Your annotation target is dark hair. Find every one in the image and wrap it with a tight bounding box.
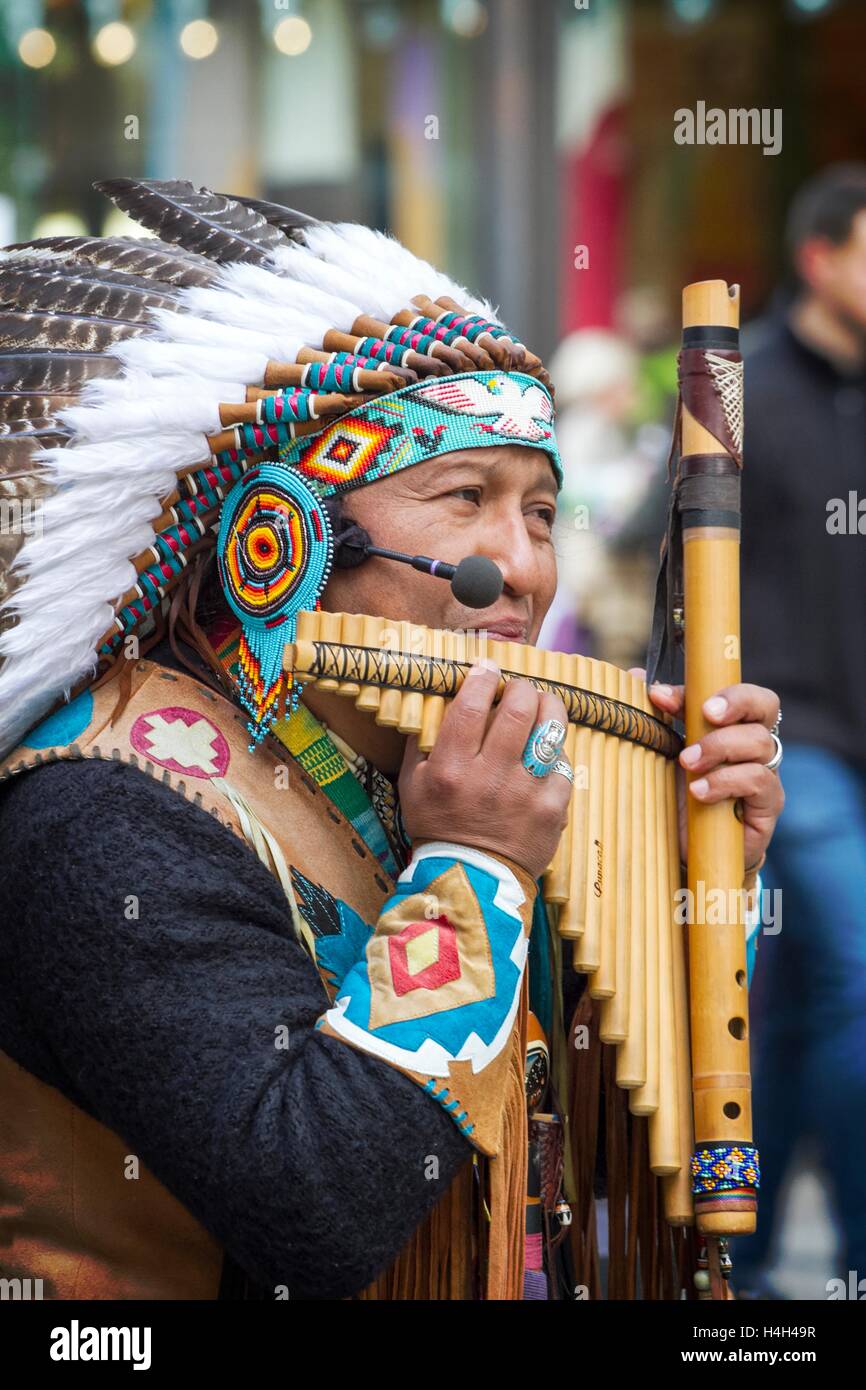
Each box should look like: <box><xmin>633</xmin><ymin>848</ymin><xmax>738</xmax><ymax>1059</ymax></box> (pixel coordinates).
<box><xmin>786</xmin><ymin>163</ymin><xmax>866</xmax><ymax>269</ymax></box>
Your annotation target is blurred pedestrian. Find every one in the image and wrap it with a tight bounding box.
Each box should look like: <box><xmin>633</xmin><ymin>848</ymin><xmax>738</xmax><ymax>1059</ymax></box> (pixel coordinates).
<box><xmin>736</xmin><ymin>163</ymin><xmax>866</xmax><ymax>1297</ymax></box>
<box><xmin>541</xmin><ymin>329</ymin><xmax>660</xmax><ymax>666</ymax></box>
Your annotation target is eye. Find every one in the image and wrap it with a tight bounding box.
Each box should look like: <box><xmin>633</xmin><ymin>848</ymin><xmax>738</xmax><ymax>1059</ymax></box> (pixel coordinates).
<box><xmin>450</xmin><ymin>486</ymin><xmax>482</xmax><ymax>505</ymax></box>
<box><xmin>529</xmin><ymin>504</ymin><xmax>556</xmax><ymax>531</ymax></box>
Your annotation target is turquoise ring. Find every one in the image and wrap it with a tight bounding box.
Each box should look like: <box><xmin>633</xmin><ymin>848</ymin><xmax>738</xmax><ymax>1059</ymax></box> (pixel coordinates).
<box><xmin>522</xmin><ymin>719</ymin><xmax>567</xmax><ymax>778</ymax></box>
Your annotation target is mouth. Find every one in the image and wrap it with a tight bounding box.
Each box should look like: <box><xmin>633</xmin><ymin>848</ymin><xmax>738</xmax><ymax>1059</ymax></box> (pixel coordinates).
<box><xmin>473</xmin><ymin>619</ymin><xmax>529</xmax><ymax>643</ymax></box>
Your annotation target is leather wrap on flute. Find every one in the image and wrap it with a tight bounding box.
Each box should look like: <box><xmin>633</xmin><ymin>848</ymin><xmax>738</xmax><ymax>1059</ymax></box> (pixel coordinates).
<box><xmin>679</xmin><ymin>281</ymin><xmax>756</xmax><ymax>1237</ymax></box>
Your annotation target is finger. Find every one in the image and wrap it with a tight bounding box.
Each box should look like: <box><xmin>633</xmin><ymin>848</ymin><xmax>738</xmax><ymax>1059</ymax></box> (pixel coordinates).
<box><xmin>647</xmin><ymin>680</ymin><xmax>684</xmax><ymax>717</ymax></box>
<box><xmin>541</xmin><ymin>757</ymin><xmax>577</xmax><ymax>818</ymax></box>
<box><xmin>701</xmin><ymin>683</ymin><xmax>780</xmax><ymax>730</ymax></box>
<box><xmin>515</xmin><ymin>689</ymin><xmax>572</xmax><ymax>774</ymax></box>
<box><xmin>678</xmin><ymin>723</ymin><xmax>776</xmax><ymax>775</ymax></box>
<box><xmin>688</xmin><ymin>762</ymin><xmax>785</xmax><ymax>813</ymax></box>
<box><xmin>628</xmin><ymin>666</ymin><xmax>646</xmax><ymax>680</ymax></box>
<box><xmin>430</xmin><ymin>658</ymin><xmax>501</xmax><ymax>763</ymax></box>
<box><xmin>478</xmin><ymin>673</ymin><xmax>543</xmax><ymax>766</ymax></box>
<box><xmin>398</xmin><ymin>732</ymin><xmax>427</xmax><ymax>791</ymax></box>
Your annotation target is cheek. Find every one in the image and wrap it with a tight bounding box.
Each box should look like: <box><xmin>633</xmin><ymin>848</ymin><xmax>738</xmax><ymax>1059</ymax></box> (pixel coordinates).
<box><xmin>533</xmin><ymin>530</ymin><xmax>558</xmax><ymax>598</ymax></box>
<box><xmin>321</xmin><ymin>493</ymin><xmax>461</xmax><ymax>622</ymax></box>
<box><xmin>530</xmin><ymin>547</ymin><xmax>558</xmax><ymax>639</ymax></box>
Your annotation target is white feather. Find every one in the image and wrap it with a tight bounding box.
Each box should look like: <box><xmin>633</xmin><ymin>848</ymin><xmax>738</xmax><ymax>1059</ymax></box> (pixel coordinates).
<box><xmin>112</xmin><ymin>337</ymin><xmax>269</xmax><ymax>384</ymax></box>
<box><xmin>61</xmin><ymin>394</ymin><xmax>225</xmax><ymax>440</ymax></box>
<box><xmin>79</xmin><ymin>369</ymin><xmax>243</xmax><ymax>408</ymax></box>
<box><xmin>141</xmin><ymin>305</ymin><xmax>309</xmax><ymax>366</ymax></box>
<box><xmin>270</xmin><ymin>243</ymin><xmax>389</xmax><ymax>320</ymax></box>
<box><xmin>216</xmin><ymin>260</ymin><xmax>358</xmax><ymax>327</ymax></box>
<box><xmin>304</xmin><ymin>222</ymin><xmax>501</xmax><ymax>323</ymax></box>
<box><xmin>178</xmin><ymin>286</ymin><xmax>331</xmax><ymax>346</ymax></box>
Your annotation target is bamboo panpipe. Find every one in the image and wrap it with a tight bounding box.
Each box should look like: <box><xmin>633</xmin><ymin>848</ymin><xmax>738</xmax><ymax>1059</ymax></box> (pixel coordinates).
<box><xmin>285</xmin><ymin>608</ymin><xmax>696</xmax><ymax>1224</ymax></box>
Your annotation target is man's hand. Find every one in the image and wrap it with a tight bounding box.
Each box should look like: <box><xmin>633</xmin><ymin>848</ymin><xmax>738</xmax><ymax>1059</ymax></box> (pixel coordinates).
<box><xmin>631</xmin><ymin>672</ymin><xmax>784</xmax><ymax>872</ymax></box>
<box><xmin>399</xmin><ymin>661</ymin><xmax>573</xmax><ymax>881</ymax></box>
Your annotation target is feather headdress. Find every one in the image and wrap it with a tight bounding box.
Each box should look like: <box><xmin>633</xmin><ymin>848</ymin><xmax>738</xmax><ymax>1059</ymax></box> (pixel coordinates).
<box><xmin>0</xmin><ymin>178</ymin><xmax>557</xmax><ymax>754</ymax></box>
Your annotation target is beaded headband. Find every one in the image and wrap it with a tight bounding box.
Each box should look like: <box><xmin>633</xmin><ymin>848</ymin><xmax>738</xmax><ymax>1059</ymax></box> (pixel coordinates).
<box><xmin>281</xmin><ymin>370</ymin><xmax>561</xmax><ymax>495</ymax></box>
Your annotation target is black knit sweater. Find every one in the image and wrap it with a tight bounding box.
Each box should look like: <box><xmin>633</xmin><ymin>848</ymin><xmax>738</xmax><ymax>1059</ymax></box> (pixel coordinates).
<box><xmin>0</xmin><ymin>754</ymin><xmax>472</xmax><ymax>1299</ymax></box>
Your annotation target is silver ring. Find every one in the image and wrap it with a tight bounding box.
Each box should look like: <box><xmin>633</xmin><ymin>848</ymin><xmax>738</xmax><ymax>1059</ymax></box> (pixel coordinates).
<box><xmin>764</xmin><ymin>731</ymin><xmax>783</xmax><ymax>772</ymax></box>
<box><xmin>522</xmin><ymin>719</ymin><xmax>567</xmax><ymax>778</ymax></box>
<box><xmin>551</xmin><ymin>758</ymin><xmax>575</xmax><ymax>786</ymax></box>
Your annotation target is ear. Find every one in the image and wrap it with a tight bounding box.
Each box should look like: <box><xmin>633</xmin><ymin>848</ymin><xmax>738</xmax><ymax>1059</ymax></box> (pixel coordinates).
<box><xmin>325</xmin><ymin>497</ymin><xmax>373</xmax><ymax>570</ymax></box>
<box><xmin>795</xmin><ymin>234</ymin><xmax>836</xmax><ymax>290</ymax></box>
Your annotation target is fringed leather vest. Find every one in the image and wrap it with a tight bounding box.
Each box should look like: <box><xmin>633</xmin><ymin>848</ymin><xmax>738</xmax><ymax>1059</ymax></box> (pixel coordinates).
<box><xmin>0</xmin><ymin>660</ymin><xmax>483</xmax><ymax>1299</ymax></box>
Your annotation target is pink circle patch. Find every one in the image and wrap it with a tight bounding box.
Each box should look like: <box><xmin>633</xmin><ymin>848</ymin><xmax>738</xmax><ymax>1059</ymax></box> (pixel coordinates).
<box><xmin>129</xmin><ymin>706</ymin><xmax>230</xmax><ymax>780</ymax></box>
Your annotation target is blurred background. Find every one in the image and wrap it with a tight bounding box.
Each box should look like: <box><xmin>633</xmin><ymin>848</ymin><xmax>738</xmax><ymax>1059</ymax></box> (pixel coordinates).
<box><xmin>3</xmin><ymin>0</ymin><xmax>865</xmax><ymax>1301</ymax></box>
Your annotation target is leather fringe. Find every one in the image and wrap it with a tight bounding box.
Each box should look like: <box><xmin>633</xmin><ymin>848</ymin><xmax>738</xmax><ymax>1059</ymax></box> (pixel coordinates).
<box><xmin>566</xmin><ymin>987</ymin><xmax>687</xmax><ymax>1299</ymax></box>
<box><xmin>356</xmin><ymin>980</ymin><xmax>529</xmax><ymax>1301</ymax></box>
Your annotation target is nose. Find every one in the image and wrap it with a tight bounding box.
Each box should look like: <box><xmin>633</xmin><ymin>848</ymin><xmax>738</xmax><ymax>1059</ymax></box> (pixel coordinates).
<box><xmin>476</xmin><ymin>504</ymin><xmax>545</xmax><ymax>600</ymax></box>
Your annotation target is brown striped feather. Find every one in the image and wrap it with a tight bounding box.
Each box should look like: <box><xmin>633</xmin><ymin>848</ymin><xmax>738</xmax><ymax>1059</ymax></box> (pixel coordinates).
<box><xmin>95</xmin><ymin>178</ymin><xmax>287</xmax><ymax>267</ymax></box>
<box><xmin>0</xmin><ymin>351</ymin><xmax>122</xmax><ymax>395</ymax></box>
<box><xmin>5</xmin><ymin>235</ymin><xmax>217</xmax><ymax>288</ymax></box>
<box><xmin>0</xmin><ymin>260</ymin><xmax>182</xmax><ymax>323</ymax></box>
<box><xmin>0</xmin><ymin>310</ymin><xmax>147</xmax><ymax>354</ymax></box>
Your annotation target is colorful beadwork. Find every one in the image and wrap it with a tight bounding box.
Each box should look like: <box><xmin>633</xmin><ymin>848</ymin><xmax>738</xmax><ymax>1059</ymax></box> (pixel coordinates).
<box><xmin>280</xmin><ymin>370</ymin><xmax>562</xmax><ymax>497</ymax></box>
<box><xmin>213</xmin><ymin>625</ymin><xmax>401</xmax><ymax>879</ymax></box>
<box><xmin>216</xmin><ymin>464</ymin><xmax>333</xmax><ymax>747</ymax></box>
<box><xmin>691</xmin><ymin>1142</ymin><xmax>761</xmax><ymax>1195</ymax></box>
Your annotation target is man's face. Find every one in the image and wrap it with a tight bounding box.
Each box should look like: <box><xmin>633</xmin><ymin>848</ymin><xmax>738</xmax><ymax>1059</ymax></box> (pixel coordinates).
<box><xmin>800</xmin><ymin>207</ymin><xmax>866</xmax><ymax>332</ymax></box>
<box><xmin>321</xmin><ymin>444</ymin><xmax>558</xmax><ymax>644</ymax></box>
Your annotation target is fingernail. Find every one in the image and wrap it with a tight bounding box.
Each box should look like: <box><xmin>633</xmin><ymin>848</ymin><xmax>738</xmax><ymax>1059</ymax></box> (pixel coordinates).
<box><xmin>690</xmin><ymin>777</ymin><xmax>709</xmax><ymax>798</ymax></box>
<box><xmin>467</xmin><ymin>658</ymin><xmax>500</xmax><ymax>678</ymax></box>
<box><xmin>680</xmin><ymin>743</ymin><xmax>701</xmax><ymax>767</ymax></box>
<box><xmin>704</xmin><ymin>696</ymin><xmax>727</xmax><ymax>719</ymax></box>
<box><xmin>651</xmin><ymin>682</ymin><xmax>673</xmax><ymax>698</ymax></box>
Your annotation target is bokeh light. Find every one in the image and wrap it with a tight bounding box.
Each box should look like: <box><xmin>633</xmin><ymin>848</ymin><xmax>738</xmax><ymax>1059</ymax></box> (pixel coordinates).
<box><xmin>32</xmin><ymin>212</ymin><xmax>88</xmax><ymax>238</ymax></box>
<box><xmin>93</xmin><ymin>21</ymin><xmax>137</xmax><ymax>67</ymax></box>
<box><xmin>18</xmin><ymin>29</ymin><xmax>57</xmax><ymax>70</ymax></box>
<box><xmin>180</xmin><ymin>20</ymin><xmax>220</xmax><ymax>60</ymax></box>
<box><xmin>273</xmin><ymin>17</ymin><xmax>313</xmax><ymax>57</ymax></box>
<box><xmin>443</xmin><ymin>0</ymin><xmax>488</xmax><ymax>39</ymax></box>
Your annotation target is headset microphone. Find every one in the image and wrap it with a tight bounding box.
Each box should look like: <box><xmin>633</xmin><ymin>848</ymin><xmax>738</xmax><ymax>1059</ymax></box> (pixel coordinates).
<box><xmin>328</xmin><ymin>512</ymin><xmax>504</xmax><ymax>609</ymax></box>
<box><xmin>362</xmin><ymin>545</ymin><xmax>504</xmax><ymax>609</ymax></box>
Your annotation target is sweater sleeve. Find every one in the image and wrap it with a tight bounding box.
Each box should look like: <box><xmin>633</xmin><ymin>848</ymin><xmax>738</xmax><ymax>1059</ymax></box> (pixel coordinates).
<box><xmin>0</xmin><ymin>758</ymin><xmax>472</xmax><ymax>1299</ymax></box>
<box><xmin>317</xmin><ymin>839</ymin><xmax>537</xmax><ymax>1155</ymax></box>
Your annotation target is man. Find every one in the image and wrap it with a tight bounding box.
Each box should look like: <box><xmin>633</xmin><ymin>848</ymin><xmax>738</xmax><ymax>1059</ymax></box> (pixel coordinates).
<box><xmin>737</xmin><ymin>164</ymin><xmax>866</xmax><ymax>1296</ymax></box>
<box><xmin>0</xmin><ymin>179</ymin><xmax>782</xmax><ymax>1300</ymax></box>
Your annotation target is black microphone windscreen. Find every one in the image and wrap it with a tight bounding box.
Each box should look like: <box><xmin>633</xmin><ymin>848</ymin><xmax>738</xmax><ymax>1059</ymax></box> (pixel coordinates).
<box><xmin>450</xmin><ymin>555</ymin><xmax>504</xmax><ymax>608</ymax></box>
